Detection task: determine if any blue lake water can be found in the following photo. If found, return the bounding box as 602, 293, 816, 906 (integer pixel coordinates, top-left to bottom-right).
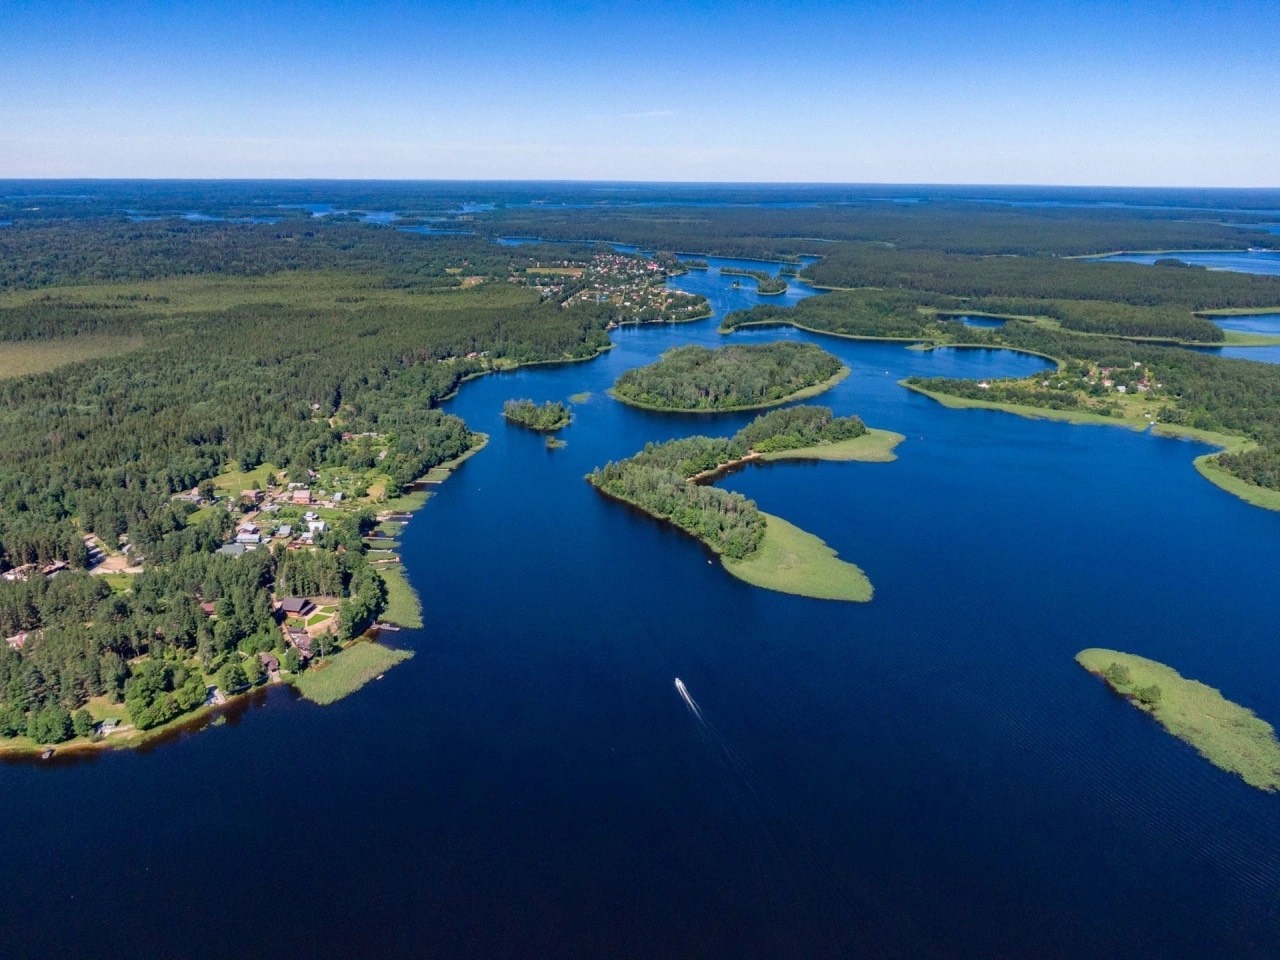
5, 253, 1280, 960
1097, 249, 1280, 275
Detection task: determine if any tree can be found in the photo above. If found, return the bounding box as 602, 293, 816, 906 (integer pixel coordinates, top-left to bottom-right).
71, 708, 94, 738
28, 704, 73, 744
217, 660, 247, 693
283, 647, 303, 674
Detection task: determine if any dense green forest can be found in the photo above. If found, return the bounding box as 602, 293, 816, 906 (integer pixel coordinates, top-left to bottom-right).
0, 219, 640, 746
612, 342, 846, 411
588, 406, 867, 558
473, 203, 1275, 258
502, 399, 571, 431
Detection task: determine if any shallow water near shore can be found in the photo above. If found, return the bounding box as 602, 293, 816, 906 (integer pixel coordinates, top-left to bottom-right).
3, 250, 1280, 960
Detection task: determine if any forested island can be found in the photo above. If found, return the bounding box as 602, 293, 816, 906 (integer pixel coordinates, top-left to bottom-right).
502, 399, 571, 431
1077, 648, 1280, 792
611, 342, 848, 412
588, 406, 902, 600
721, 268, 788, 295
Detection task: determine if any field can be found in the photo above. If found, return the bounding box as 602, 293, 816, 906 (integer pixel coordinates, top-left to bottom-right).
293, 642, 415, 706
1077, 648, 1280, 792
0, 335, 146, 378
377, 564, 424, 629
722, 513, 872, 602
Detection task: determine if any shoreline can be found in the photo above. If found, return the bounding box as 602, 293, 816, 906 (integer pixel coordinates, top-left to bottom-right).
902, 381, 1280, 512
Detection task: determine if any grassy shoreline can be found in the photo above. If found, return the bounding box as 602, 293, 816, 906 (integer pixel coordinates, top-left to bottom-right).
1077, 648, 1280, 792
609, 366, 850, 413
722, 513, 872, 602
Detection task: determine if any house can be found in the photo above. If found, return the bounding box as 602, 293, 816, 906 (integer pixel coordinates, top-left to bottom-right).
2, 564, 35, 583
275, 524, 293, 539
291, 488, 313, 505
99, 718, 120, 736
217, 543, 248, 557
5, 632, 27, 651
307, 520, 327, 535
259, 652, 281, 675
235, 530, 262, 545
285, 627, 314, 660
42, 560, 69, 577
241, 489, 262, 504
279, 597, 316, 617
332, 492, 344, 502
260, 502, 281, 514
199, 601, 217, 617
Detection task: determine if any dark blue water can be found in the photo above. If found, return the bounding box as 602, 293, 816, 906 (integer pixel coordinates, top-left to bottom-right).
4, 258, 1280, 960
1097, 250, 1280, 275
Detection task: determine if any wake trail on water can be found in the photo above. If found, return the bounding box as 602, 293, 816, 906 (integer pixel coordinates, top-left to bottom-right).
672, 677, 931, 958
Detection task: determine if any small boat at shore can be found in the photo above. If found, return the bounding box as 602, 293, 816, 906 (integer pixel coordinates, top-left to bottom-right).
41, 748, 54, 760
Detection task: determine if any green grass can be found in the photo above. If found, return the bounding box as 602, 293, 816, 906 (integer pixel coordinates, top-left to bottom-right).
1220, 329, 1280, 347
98, 572, 137, 594
379, 489, 430, 513
722, 513, 872, 602
211, 462, 281, 495
569, 392, 593, 403
1077, 648, 1280, 792
757, 428, 905, 464
0, 336, 148, 379
377, 564, 423, 629
903, 381, 1150, 429
293, 642, 415, 706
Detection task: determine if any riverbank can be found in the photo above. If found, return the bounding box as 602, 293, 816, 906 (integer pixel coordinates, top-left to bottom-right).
1076, 648, 1280, 792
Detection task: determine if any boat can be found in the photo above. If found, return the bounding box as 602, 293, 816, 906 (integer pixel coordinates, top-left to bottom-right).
41, 748, 54, 760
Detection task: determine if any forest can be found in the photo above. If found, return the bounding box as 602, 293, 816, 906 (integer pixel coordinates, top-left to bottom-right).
588, 406, 867, 559
611, 342, 846, 411
721, 268, 788, 295
502, 399, 572, 432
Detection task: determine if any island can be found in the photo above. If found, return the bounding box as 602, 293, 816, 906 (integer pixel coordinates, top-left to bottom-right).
588, 405, 903, 600
1077, 648, 1280, 792
610, 342, 849, 412
721, 267, 788, 295
503, 398, 572, 431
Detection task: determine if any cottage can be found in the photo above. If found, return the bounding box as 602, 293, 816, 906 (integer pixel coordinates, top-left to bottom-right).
259, 652, 281, 674
5, 632, 28, 651
217, 543, 248, 557
199, 601, 217, 617
275, 524, 293, 539
42, 560, 69, 577
307, 520, 327, 535
292, 488, 313, 505
99, 718, 120, 736
279, 597, 316, 617
235, 530, 262, 545
285, 627, 314, 660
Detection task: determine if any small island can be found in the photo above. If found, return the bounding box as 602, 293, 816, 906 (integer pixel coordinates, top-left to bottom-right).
721, 267, 788, 295
1077, 648, 1280, 792
503, 398, 571, 432
611, 342, 849, 412
588, 405, 902, 600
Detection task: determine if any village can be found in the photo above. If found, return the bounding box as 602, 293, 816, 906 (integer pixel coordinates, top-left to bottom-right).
509, 249, 709, 325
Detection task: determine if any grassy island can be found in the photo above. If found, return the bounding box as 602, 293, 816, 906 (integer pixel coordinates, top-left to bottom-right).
588, 406, 897, 600
721, 268, 788, 295
1077, 648, 1280, 792
503, 398, 572, 432
611, 342, 848, 412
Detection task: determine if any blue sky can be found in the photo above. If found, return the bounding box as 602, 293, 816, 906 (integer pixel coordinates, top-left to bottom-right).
1, 0, 1276, 185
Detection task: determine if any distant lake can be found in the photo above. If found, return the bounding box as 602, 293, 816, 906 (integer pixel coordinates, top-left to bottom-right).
7, 218, 1280, 960
1095, 249, 1280, 275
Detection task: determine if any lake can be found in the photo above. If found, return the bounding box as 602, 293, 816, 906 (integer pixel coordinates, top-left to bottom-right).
1096, 249, 1280, 275
4, 253, 1280, 960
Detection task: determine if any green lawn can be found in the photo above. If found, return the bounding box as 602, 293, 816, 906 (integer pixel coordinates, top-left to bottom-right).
722, 513, 872, 602
380, 489, 430, 513
377, 564, 423, 629
212, 462, 281, 495
293, 642, 415, 706
1077, 648, 1280, 792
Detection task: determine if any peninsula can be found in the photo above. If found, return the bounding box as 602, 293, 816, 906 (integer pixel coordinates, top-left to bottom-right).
1077, 648, 1280, 792
588, 405, 902, 600
610, 342, 849, 412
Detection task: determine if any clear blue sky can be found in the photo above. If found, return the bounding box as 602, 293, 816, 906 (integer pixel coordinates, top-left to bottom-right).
1, 0, 1276, 185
